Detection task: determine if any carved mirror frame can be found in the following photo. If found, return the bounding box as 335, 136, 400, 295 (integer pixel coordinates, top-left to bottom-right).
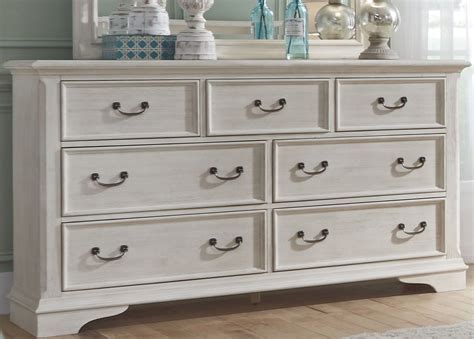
73, 0, 365, 60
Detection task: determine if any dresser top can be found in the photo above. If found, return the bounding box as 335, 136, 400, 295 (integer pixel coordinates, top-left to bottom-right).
4, 59, 471, 76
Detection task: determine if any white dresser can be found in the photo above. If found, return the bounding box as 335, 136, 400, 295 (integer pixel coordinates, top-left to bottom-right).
5, 60, 470, 337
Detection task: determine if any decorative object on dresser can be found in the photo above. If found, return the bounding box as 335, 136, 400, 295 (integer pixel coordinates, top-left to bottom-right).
175, 0, 217, 60
109, 1, 136, 35
73, 0, 365, 60
103, 0, 174, 60
358, 0, 401, 60
285, 0, 309, 59
102, 34, 177, 60
315, 0, 356, 40
251, 0, 275, 40
4, 59, 470, 337
128, 0, 170, 36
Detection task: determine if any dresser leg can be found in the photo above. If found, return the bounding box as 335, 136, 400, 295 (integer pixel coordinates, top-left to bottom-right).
399, 270, 467, 293
250, 292, 261, 305
9, 301, 128, 337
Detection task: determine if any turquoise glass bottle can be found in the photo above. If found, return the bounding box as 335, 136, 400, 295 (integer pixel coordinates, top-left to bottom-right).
251, 0, 274, 40
284, 0, 309, 59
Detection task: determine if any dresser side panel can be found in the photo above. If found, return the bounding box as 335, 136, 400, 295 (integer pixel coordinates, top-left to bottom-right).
12, 75, 42, 300
11, 75, 62, 302
445, 73, 462, 259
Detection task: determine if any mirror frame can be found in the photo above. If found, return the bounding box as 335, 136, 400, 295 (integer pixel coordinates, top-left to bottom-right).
73, 0, 365, 60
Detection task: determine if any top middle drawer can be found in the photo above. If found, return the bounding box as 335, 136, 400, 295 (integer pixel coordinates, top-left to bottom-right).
61, 80, 200, 141
207, 79, 331, 136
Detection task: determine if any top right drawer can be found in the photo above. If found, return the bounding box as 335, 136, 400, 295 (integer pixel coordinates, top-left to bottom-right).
336, 78, 445, 131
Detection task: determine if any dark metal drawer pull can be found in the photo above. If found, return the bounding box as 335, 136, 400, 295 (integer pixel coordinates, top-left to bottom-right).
91, 171, 129, 187
254, 98, 287, 113
298, 161, 329, 175
209, 236, 243, 251
91, 245, 128, 261
209, 166, 244, 181
112, 101, 149, 116
378, 96, 408, 110
297, 229, 329, 243
397, 157, 426, 170
398, 222, 427, 235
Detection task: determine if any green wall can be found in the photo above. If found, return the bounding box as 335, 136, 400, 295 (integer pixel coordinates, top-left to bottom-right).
0, 0, 73, 272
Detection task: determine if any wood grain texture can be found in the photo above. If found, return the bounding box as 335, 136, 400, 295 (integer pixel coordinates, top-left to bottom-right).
8, 302, 128, 338
59, 128, 451, 149
336, 78, 446, 131
4, 60, 471, 77
274, 135, 446, 202
274, 199, 445, 271
61, 80, 200, 141
63, 211, 267, 290
400, 271, 466, 292
11, 75, 64, 301
1, 267, 472, 339
207, 79, 331, 136
62, 142, 267, 216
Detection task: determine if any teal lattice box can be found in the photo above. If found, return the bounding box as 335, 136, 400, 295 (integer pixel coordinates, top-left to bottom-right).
103, 35, 177, 60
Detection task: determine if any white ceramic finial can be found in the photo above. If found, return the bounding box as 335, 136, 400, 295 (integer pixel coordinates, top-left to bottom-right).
175, 0, 217, 60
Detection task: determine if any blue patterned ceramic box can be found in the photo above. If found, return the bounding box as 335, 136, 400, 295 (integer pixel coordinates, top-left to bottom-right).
103, 35, 177, 60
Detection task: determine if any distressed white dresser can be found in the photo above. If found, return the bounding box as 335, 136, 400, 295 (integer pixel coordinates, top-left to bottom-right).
5, 60, 470, 337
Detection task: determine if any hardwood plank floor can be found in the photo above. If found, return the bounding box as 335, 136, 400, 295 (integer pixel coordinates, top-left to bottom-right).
1, 267, 473, 339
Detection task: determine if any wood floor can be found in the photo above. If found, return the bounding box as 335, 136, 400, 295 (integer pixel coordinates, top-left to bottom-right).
1, 267, 473, 339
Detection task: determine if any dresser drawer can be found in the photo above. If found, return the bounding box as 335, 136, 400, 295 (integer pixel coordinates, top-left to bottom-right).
207, 79, 331, 136
274, 200, 445, 271
62, 142, 266, 216
274, 135, 445, 202
336, 78, 445, 131
61, 80, 200, 141
63, 210, 267, 291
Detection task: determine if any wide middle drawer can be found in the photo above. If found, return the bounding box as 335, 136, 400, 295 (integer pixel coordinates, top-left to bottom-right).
207, 79, 331, 136
274, 135, 445, 202
61, 80, 200, 141
62, 142, 267, 216
63, 210, 267, 291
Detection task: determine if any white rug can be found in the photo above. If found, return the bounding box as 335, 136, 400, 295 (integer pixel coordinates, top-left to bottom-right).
345, 321, 473, 339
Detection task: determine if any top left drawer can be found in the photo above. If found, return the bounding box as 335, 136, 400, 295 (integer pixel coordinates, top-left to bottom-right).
61, 81, 200, 141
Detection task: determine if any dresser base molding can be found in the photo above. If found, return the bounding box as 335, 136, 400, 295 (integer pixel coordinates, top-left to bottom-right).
9, 302, 128, 338
8, 258, 467, 337
399, 270, 466, 293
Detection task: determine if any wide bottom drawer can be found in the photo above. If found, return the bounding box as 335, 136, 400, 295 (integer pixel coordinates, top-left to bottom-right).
63, 210, 267, 291
274, 200, 445, 271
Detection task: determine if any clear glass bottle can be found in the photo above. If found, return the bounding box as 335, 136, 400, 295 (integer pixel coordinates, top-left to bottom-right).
250, 0, 274, 40
284, 0, 309, 59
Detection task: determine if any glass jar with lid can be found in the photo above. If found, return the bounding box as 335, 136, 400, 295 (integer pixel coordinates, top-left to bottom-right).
315, 0, 356, 40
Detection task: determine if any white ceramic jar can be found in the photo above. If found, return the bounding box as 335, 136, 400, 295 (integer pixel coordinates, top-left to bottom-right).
129, 0, 170, 35
109, 2, 135, 35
